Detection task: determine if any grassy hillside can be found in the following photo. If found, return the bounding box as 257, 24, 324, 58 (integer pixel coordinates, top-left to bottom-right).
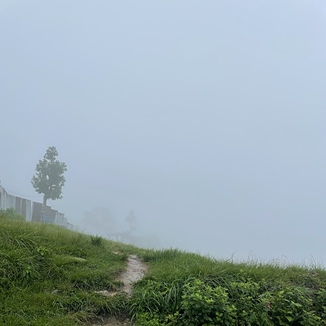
1, 211, 326, 325
0, 211, 136, 325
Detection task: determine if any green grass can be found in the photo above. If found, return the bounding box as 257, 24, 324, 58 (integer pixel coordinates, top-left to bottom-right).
1, 213, 326, 325
132, 250, 326, 325
0, 214, 136, 325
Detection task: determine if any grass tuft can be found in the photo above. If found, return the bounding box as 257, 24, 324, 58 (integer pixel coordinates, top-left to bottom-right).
90, 235, 104, 246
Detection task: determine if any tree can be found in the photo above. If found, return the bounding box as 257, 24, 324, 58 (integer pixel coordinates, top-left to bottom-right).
31, 146, 67, 207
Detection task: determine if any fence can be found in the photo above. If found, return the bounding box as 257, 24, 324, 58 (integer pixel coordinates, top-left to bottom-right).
0, 185, 73, 229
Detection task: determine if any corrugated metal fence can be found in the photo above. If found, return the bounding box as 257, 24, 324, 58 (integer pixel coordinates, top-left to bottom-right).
0, 186, 73, 229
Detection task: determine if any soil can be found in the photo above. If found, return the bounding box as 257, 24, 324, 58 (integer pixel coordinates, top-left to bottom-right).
117, 254, 147, 296
92, 254, 147, 326
96, 316, 132, 326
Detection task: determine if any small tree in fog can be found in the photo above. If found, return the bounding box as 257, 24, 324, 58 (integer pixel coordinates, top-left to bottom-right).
31, 146, 67, 207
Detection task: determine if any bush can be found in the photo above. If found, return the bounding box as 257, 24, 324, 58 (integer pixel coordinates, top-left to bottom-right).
314, 288, 326, 321
267, 286, 322, 325
228, 280, 272, 325
178, 279, 236, 326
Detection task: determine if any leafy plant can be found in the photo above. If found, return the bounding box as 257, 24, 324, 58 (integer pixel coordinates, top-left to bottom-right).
228, 280, 272, 325
267, 286, 322, 325
178, 279, 236, 325
314, 288, 326, 321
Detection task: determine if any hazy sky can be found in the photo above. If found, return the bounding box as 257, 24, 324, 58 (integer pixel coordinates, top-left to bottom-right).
1, 1, 325, 264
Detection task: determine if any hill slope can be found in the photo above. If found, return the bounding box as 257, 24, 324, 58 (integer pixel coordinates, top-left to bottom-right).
1, 212, 326, 325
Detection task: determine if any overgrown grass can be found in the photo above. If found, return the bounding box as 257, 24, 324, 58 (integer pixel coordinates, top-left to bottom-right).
132, 249, 326, 325
0, 208, 25, 221
0, 214, 136, 325
1, 213, 326, 325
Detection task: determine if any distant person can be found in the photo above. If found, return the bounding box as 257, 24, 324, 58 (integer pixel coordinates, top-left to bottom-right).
125, 210, 137, 232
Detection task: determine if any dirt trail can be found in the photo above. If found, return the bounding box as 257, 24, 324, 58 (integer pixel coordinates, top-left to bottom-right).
117, 254, 147, 295
93, 254, 147, 326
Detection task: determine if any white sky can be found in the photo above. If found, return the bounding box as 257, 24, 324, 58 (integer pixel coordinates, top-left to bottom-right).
1, 0, 325, 264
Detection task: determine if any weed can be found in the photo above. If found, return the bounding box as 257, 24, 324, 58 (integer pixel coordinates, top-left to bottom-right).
91, 235, 103, 246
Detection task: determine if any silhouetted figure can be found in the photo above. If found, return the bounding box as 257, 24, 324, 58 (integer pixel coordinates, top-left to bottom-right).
125, 210, 137, 232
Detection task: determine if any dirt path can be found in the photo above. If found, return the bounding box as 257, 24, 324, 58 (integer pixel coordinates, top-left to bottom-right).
117, 254, 147, 296
93, 254, 147, 326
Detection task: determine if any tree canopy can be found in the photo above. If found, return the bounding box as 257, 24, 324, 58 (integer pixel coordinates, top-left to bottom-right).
31, 146, 67, 206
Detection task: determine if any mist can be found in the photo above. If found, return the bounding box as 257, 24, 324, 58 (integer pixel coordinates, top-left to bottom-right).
1, 1, 325, 265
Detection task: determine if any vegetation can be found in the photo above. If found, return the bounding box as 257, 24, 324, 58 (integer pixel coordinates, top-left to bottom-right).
1, 212, 326, 325
0, 208, 25, 221
131, 250, 326, 325
31, 146, 67, 206
0, 212, 133, 325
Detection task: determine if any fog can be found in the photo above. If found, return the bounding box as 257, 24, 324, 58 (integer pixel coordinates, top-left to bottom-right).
1, 1, 325, 265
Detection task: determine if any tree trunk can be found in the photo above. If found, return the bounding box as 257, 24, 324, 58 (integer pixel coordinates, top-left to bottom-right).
41, 195, 47, 222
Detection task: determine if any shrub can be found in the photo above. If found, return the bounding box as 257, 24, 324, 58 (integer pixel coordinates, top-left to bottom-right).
178, 279, 236, 326
314, 288, 326, 321
228, 280, 273, 325
267, 286, 322, 325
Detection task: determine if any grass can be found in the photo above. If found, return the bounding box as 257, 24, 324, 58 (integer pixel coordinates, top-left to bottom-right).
0, 214, 136, 325
1, 212, 326, 325
132, 250, 326, 325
